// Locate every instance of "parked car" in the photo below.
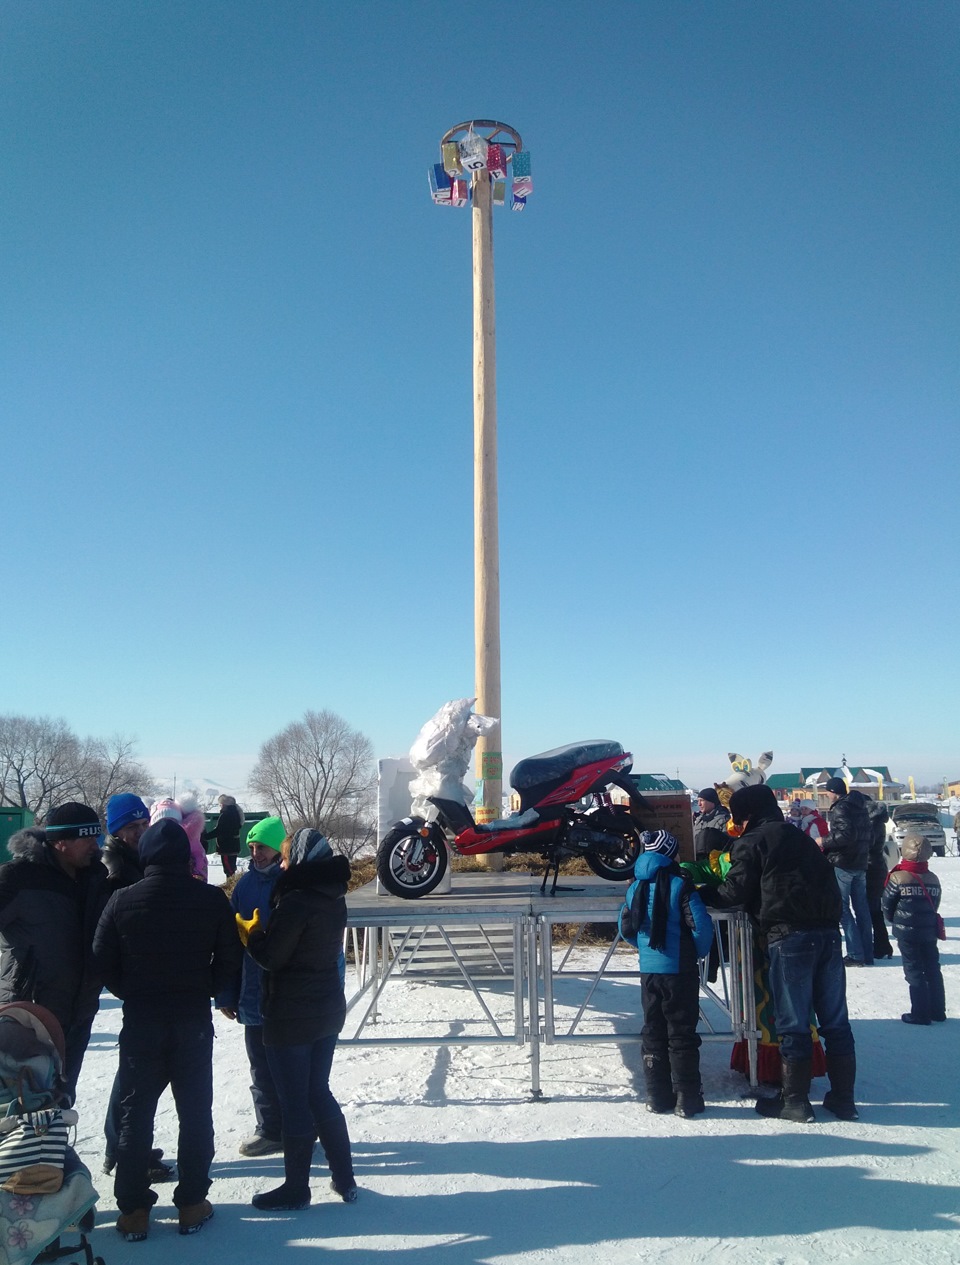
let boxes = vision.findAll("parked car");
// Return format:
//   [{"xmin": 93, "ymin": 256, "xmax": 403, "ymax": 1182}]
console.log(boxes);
[{"xmin": 888, "ymin": 801, "xmax": 947, "ymax": 858}]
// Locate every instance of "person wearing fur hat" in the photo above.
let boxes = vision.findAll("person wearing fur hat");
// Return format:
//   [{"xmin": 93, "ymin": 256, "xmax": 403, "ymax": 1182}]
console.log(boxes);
[
  {"xmin": 93, "ymin": 819, "xmax": 242, "ymax": 1241},
  {"xmin": 202, "ymin": 794, "xmax": 244, "ymax": 878},
  {"xmin": 700, "ymin": 784, "xmax": 858, "ymax": 1124},
  {"xmin": 242, "ymin": 827, "xmax": 356, "ymax": 1211},
  {"xmin": 882, "ymin": 834, "xmax": 946, "ymax": 1025},
  {"xmin": 0, "ymin": 802, "xmax": 109, "ymax": 1100},
  {"xmin": 619, "ymin": 830, "xmax": 714, "ymax": 1117},
  {"xmin": 693, "ymin": 788, "xmax": 730, "ymax": 859},
  {"xmin": 215, "ymin": 815, "xmax": 288, "ymax": 1158}
]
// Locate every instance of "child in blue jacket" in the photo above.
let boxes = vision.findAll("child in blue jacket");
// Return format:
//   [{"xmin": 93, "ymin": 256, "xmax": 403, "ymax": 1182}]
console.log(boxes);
[{"xmin": 619, "ymin": 829, "xmax": 715, "ymax": 1117}]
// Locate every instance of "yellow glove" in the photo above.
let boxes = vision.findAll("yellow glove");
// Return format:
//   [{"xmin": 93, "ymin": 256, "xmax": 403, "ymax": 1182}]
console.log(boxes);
[{"xmin": 235, "ymin": 908, "xmax": 261, "ymax": 947}]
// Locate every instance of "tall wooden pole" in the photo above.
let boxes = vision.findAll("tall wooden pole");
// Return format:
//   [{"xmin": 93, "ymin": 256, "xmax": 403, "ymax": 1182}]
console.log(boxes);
[{"xmin": 471, "ymin": 169, "xmax": 503, "ymax": 841}]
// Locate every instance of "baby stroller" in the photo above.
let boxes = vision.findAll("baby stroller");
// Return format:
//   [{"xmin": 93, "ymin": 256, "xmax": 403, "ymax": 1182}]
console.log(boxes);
[{"xmin": 0, "ymin": 1003, "xmax": 103, "ymax": 1265}]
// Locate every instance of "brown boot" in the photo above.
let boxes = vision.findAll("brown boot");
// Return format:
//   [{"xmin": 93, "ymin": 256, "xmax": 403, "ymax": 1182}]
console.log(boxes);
[
  {"xmin": 178, "ymin": 1199, "xmax": 214, "ymax": 1235},
  {"xmin": 117, "ymin": 1208, "xmax": 150, "ymax": 1242}
]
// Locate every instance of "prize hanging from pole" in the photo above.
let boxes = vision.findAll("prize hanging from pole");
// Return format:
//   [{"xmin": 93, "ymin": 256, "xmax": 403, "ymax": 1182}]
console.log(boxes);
[{"xmin": 427, "ymin": 120, "xmax": 532, "ymax": 210}]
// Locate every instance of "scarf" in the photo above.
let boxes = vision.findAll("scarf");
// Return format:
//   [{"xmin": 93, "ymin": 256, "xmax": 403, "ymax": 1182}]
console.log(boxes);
[
  {"xmin": 888, "ymin": 859, "xmax": 928, "ymax": 877},
  {"xmin": 632, "ymin": 862, "xmax": 682, "ymax": 952}
]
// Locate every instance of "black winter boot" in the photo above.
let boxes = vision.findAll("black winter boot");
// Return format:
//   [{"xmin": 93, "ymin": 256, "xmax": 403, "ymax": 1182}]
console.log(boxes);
[
  {"xmin": 317, "ymin": 1112, "xmax": 356, "ymax": 1201},
  {"xmin": 756, "ymin": 1058, "xmax": 815, "ymax": 1122},
  {"xmin": 822, "ymin": 1053, "xmax": 859, "ymax": 1121},
  {"xmin": 251, "ymin": 1135, "xmax": 314, "ymax": 1211},
  {"xmin": 670, "ymin": 1047, "xmax": 705, "ymax": 1118},
  {"xmin": 641, "ymin": 1054, "xmax": 677, "ymax": 1114}
]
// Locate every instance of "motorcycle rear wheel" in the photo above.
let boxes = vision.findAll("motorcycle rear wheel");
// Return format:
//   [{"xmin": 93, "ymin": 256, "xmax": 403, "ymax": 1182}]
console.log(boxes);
[
  {"xmin": 377, "ymin": 819, "xmax": 449, "ymax": 899},
  {"xmin": 585, "ymin": 809, "xmax": 642, "ymax": 882}
]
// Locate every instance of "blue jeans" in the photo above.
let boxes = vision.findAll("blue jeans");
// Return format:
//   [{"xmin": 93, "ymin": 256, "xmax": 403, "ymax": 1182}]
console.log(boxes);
[
  {"xmin": 265, "ymin": 1034, "xmax": 341, "ymax": 1134},
  {"xmin": 767, "ymin": 928, "xmax": 855, "ymax": 1063},
  {"xmin": 834, "ymin": 867, "xmax": 873, "ymax": 964},
  {"xmin": 265, "ymin": 1034, "xmax": 353, "ymax": 1191}
]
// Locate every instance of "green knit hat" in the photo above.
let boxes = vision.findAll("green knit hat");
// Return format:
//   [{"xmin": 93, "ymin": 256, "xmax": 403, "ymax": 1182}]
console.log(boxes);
[{"xmin": 245, "ymin": 816, "xmax": 287, "ymax": 852}]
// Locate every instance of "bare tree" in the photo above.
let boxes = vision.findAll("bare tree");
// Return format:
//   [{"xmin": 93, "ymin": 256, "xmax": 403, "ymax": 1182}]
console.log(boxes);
[
  {"xmin": 0, "ymin": 716, "xmax": 156, "ymax": 824},
  {"xmin": 249, "ymin": 709, "xmax": 375, "ymax": 857},
  {"xmin": 73, "ymin": 734, "xmax": 158, "ymax": 823},
  {"xmin": 0, "ymin": 715, "xmax": 83, "ymax": 819}
]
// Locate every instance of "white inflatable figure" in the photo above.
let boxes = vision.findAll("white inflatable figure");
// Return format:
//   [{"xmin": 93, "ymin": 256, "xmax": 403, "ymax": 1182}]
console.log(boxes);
[
  {"xmin": 402, "ymin": 699, "xmax": 498, "ymax": 896},
  {"xmin": 715, "ymin": 751, "xmax": 773, "ymax": 812},
  {"xmin": 408, "ymin": 698, "xmax": 499, "ymax": 819}
]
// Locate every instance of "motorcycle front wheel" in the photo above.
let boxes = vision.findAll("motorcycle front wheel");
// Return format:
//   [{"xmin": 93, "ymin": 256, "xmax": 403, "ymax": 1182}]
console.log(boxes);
[
  {"xmin": 377, "ymin": 819, "xmax": 449, "ymax": 899},
  {"xmin": 585, "ymin": 808, "xmax": 642, "ymax": 882}
]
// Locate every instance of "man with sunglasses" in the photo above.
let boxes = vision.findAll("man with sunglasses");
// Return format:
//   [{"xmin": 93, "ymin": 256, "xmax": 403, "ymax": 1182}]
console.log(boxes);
[{"xmin": 0, "ymin": 800, "xmax": 110, "ymax": 1098}]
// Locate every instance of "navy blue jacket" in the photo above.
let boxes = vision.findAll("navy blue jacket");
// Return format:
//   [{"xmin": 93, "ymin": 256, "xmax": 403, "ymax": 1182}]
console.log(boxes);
[{"xmin": 216, "ymin": 858, "xmax": 282, "ymax": 1024}]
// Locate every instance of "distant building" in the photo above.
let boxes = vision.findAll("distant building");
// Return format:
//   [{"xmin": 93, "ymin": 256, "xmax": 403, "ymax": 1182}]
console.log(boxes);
[
  {"xmin": 768, "ymin": 764, "xmax": 904, "ymax": 807},
  {"xmin": 946, "ymin": 779, "xmax": 960, "ymax": 798}
]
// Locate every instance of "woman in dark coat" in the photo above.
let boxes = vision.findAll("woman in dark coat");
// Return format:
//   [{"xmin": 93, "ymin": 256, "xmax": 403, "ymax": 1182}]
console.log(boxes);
[
  {"xmin": 243, "ymin": 828, "xmax": 355, "ymax": 1210},
  {"xmin": 202, "ymin": 795, "xmax": 243, "ymax": 878}
]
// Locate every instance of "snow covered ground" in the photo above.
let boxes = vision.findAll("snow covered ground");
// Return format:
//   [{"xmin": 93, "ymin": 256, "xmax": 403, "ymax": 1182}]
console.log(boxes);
[{"xmin": 73, "ymin": 852, "xmax": 960, "ymax": 1264}]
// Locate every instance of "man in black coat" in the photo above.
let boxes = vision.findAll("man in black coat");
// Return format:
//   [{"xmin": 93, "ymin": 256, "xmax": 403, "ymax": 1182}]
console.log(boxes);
[
  {"xmin": 100, "ymin": 792, "xmax": 175, "ymax": 1182},
  {"xmin": 93, "ymin": 819, "xmax": 242, "ymax": 1242},
  {"xmin": 0, "ymin": 802, "xmax": 109, "ymax": 1099},
  {"xmin": 700, "ymin": 784, "xmax": 858, "ymax": 1124},
  {"xmin": 823, "ymin": 776, "xmax": 875, "ymax": 966}
]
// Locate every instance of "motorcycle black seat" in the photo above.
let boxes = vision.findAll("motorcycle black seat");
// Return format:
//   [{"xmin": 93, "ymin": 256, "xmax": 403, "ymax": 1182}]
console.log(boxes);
[{"xmin": 510, "ymin": 741, "xmax": 624, "ymax": 792}]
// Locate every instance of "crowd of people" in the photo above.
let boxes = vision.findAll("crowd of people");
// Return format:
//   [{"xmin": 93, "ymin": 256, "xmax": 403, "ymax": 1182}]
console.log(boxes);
[
  {"xmin": 0, "ymin": 792, "xmax": 355, "ymax": 1244},
  {"xmin": 0, "ymin": 778, "xmax": 949, "ymax": 1246},
  {"xmin": 623, "ymin": 780, "xmax": 948, "ymax": 1123}
]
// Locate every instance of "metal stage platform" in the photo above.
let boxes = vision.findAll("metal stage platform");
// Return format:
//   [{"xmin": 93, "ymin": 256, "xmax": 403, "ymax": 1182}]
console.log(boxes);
[{"xmin": 344, "ymin": 872, "xmax": 758, "ymax": 1098}]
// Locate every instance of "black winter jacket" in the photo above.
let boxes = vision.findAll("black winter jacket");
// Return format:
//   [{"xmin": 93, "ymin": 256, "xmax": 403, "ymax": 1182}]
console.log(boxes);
[
  {"xmin": 824, "ymin": 790, "xmax": 872, "ymax": 871},
  {"xmin": 700, "ymin": 811, "xmax": 842, "ymax": 941},
  {"xmin": 0, "ymin": 832, "xmax": 110, "ymax": 1037},
  {"xmin": 203, "ymin": 803, "xmax": 243, "ymax": 854},
  {"xmin": 93, "ymin": 848, "xmax": 242, "ymax": 1020},
  {"xmin": 882, "ymin": 866, "xmax": 942, "ymax": 939},
  {"xmin": 101, "ymin": 833, "xmax": 145, "ymax": 892},
  {"xmin": 247, "ymin": 853, "xmax": 350, "ymax": 1047}
]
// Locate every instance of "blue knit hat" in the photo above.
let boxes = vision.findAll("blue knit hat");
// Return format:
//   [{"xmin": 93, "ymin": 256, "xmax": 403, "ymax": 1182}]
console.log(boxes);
[
  {"xmin": 107, "ymin": 793, "xmax": 150, "ymax": 836},
  {"xmin": 641, "ymin": 829, "xmax": 679, "ymax": 858}
]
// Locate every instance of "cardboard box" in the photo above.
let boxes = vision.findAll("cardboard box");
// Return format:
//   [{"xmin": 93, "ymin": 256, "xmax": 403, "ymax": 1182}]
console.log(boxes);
[
  {"xmin": 486, "ymin": 143, "xmax": 507, "ymax": 178},
  {"xmin": 441, "ymin": 142, "xmax": 462, "ymax": 175},
  {"xmin": 628, "ymin": 794, "xmax": 696, "ymax": 862},
  {"xmin": 429, "ymin": 164, "xmax": 451, "ymax": 204},
  {"xmin": 512, "ymin": 149, "xmax": 532, "ymax": 178}
]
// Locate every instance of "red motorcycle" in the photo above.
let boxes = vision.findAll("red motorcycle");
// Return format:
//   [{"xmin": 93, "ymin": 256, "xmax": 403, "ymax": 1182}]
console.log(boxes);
[{"xmin": 377, "ymin": 740, "xmax": 648, "ymax": 898}]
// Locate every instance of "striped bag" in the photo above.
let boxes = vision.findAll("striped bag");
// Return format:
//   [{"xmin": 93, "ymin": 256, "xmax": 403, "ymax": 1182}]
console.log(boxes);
[{"xmin": 0, "ymin": 1102, "xmax": 71, "ymax": 1194}]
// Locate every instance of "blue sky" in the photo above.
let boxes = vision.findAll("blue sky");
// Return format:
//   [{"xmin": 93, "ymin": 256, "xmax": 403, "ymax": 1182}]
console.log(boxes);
[{"xmin": 2, "ymin": 1, "xmax": 957, "ymax": 798}]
